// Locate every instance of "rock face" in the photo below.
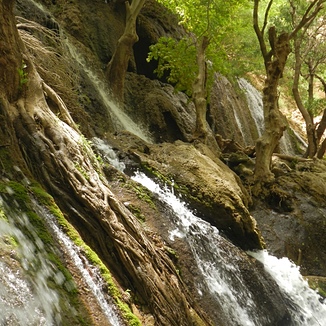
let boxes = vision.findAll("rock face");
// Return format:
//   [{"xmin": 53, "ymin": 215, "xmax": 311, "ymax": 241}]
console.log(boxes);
[
  {"xmin": 210, "ymin": 74, "xmax": 259, "ymax": 146},
  {"xmin": 251, "ymin": 159, "xmax": 326, "ymax": 277},
  {"xmin": 8, "ymin": 0, "xmax": 326, "ymax": 324},
  {"xmin": 102, "ymin": 135, "xmax": 292, "ymax": 326},
  {"xmin": 124, "ymin": 73, "xmax": 197, "ymax": 143},
  {"xmin": 106, "ymin": 131, "xmax": 263, "ymax": 250}
]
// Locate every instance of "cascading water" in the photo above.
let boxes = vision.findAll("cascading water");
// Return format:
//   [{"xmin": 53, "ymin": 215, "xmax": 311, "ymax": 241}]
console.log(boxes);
[
  {"xmin": 0, "ymin": 198, "xmax": 61, "ymax": 325},
  {"xmin": 36, "ymin": 204, "xmax": 123, "ymax": 326},
  {"xmin": 238, "ymin": 78, "xmax": 295, "ymax": 154},
  {"xmin": 250, "ymin": 251, "xmax": 326, "ymax": 326},
  {"xmin": 0, "ymin": 188, "xmax": 122, "ymax": 326},
  {"xmin": 91, "ymin": 137, "xmax": 126, "ymax": 172},
  {"xmin": 63, "ymin": 39, "xmax": 152, "ymax": 143},
  {"xmin": 238, "ymin": 78, "xmax": 265, "ymax": 137},
  {"xmin": 25, "ymin": 0, "xmax": 152, "ymax": 143},
  {"xmin": 131, "ymin": 171, "xmax": 326, "ymax": 326}
]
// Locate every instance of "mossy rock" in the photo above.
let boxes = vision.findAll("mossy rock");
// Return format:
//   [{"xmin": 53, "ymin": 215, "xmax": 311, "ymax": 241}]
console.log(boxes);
[{"xmin": 306, "ymin": 276, "xmax": 326, "ymax": 298}]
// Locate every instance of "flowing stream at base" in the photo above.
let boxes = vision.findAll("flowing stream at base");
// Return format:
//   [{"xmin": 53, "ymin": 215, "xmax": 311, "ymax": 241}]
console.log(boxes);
[{"xmin": 132, "ymin": 171, "xmax": 326, "ymax": 326}]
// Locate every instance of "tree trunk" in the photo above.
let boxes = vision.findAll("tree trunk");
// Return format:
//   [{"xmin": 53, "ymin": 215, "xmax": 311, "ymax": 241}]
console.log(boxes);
[
  {"xmin": 316, "ymin": 109, "xmax": 326, "ymax": 141},
  {"xmin": 254, "ymin": 32, "xmax": 290, "ymax": 184},
  {"xmin": 192, "ymin": 35, "xmax": 209, "ymax": 141},
  {"xmin": 1, "ymin": 2, "xmax": 211, "ymax": 325},
  {"xmin": 0, "ymin": 0, "xmax": 24, "ymax": 101},
  {"xmin": 317, "ymin": 136, "xmax": 326, "ymax": 158},
  {"xmin": 106, "ymin": 0, "xmax": 145, "ymax": 102},
  {"xmin": 315, "ymin": 76, "xmax": 326, "ymax": 158},
  {"xmin": 292, "ymin": 37, "xmax": 317, "ymax": 158},
  {"xmin": 316, "ymin": 109, "xmax": 326, "ymax": 158}
]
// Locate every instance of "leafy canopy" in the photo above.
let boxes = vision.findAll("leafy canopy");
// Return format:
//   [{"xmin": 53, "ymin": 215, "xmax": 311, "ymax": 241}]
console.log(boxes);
[{"xmin": 147, "ymin": 0, "xmax": 253, "ymax": 96}]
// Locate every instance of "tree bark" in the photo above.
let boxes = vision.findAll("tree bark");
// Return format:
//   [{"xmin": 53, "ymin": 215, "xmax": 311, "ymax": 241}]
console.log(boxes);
[
  {"xmin": 106, "ymin": 0, "xmax": 145, "ymax": 102},
  {"xmin": 0, "ymin": 0, "xmax": 24, "ymax": 101},
  {"xmin": 0, "ymin": 1, "xmax": 211, "ymax": 325},
  {"xmin": 292, "ymin": 37, "xmax": 317, "ymax": 158},
  {"xmin": 253, "ymin": 0, "xmax": 325, "ymax": 185},
  {"xmin": 315, "ymin": 77, "xmax": 326, "ymax": 158},
  {"xmin": 254, "ymin": 31, "xmax": 290, "ymax": 183},
  {"xmin": 192, "ymin": 35, "xmax": 209, "ymax": 141}
]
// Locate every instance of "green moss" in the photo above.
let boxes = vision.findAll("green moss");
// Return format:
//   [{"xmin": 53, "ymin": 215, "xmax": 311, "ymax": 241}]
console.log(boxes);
[
  {"xmin": 117, "ymin": 300, "xmax": 142, "ymax": 326},
  {"xmin": 125, "ymin": 182, "xmax": 156, "ymax": 210},
  {"xmin": 141, "ymin": 162, "xmax": 173, "ymax": 186},
  {"xmin": 30, "ymin": 183, "xmax": 141, "ymax": 325},
  {"xmin": 1, "ymin": 179, "xmax": 141, "ymax": 326},
  {"xmin": 0, "ymin": 180, "xmax": 93, "ymax": 325},
  {"xmin": 74, "ymin": 162, "xmax": 90, "ymax": 181},
  {"xmin": 0, "ymin": 181, "xmax": 29, "ymax": 204},
  {"xmin": 140, "ymin": 162, "xmax": 206, "ymax": 207},
  {"xmin": 59, "ymin": 219, "xmax": 142, "ymax": 324},
  {"xmin": 128, "ymin": 204, "xmax": 146, "ymax": 222},
  {"xmin": 307, "ymin": 277, "xmax": 326, "ymax": 299}
]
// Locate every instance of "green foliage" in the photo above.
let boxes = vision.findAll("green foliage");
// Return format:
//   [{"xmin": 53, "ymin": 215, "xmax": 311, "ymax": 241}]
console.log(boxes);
[
  {"xmin": 148, "ymin": 37, "xmax": 197, "ymax": 95},
  {"xmin": 18, "ymin": 60, "xmax": 28, "ymax": 88},
  {"xmin": 305, "ymin": 98, "xmax": 325, "ymax": 117},
  {"xmin": 148, "ymin": 0, "xmax": 254, "ymax": 97}
]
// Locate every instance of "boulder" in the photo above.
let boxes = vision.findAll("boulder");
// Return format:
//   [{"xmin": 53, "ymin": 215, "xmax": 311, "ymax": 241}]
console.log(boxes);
[{"xmin": 106, "ymin": 131, "xmax": 264, "ymax": 250}]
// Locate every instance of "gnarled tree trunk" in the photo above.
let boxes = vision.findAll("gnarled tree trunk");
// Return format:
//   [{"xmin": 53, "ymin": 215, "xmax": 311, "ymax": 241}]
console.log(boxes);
[
  {"xmin": 106, "ymin": 0, "xmax": 145, "ymax": 102},
  {"xmin": 1, "ymin": 1, "xmax": 211, "ymax": 325},
  {"xmin": 253, "ymin": 0, "xmax": 325, "ymax": 188},
  {"xmin": 0, "ymin": 0, "xmax": 23, "ymax": 101},
  {"xmin": 254, "ymin": 31, "xmax": 289, "ymax": 184},
  {"xmin": 193, "ymin": 35, "xmax": 209, "ymax": 141}
]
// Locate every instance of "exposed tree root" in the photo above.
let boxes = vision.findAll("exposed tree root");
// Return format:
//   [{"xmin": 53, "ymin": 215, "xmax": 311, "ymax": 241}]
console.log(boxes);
[{"xmin": 10, "ymin": 35, "xmax": 211, "ymax": 326}]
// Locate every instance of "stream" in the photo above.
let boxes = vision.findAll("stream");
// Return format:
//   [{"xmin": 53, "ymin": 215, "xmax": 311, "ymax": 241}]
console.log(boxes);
[{"xmin": 131, "ymin": 170, "xmax": 326, "ymax": 326}]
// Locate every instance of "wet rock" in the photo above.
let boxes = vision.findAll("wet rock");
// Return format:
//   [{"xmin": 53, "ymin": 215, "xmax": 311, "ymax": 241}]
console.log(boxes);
[
  {"xmin": 251, "ymin": 159, "xmax": 326, "ymax": 276},
  {"xmin": 106, "ymin": 131, "xmax": 264, "ymax": 250}
]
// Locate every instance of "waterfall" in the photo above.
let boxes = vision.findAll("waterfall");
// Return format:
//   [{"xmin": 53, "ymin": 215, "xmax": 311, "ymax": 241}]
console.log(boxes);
[
  {"xmin": 0, "ymin": 194, "xmax": 123, "ymax": 326},
  {"xmin": 36, "ymin": 204, "xmax": 123, "ymax": 326},
  {"xmin": 131, "ymin": 171, "xmax": 326, "ymax": 326},
  {"xmin": 238, "ymin": 78, "xmax": 265, "ymax": 136},
  {"xmin": 233, "ymin": 109, "xmax": 247, "ymax": 142},
  {"xmin": 63, "ymin": 39, "xmax": 153, "ymax": 143},
  {"xmin": 25, "ymin": 0, "xmax": 152, "ymax": 143},
  {"xmin": 0, "ymin": 199, "xmax": 61, "ymax": 325},
  {"xmin": 92, "ymin": 137, "xmax": 126, "ymax": 172},
  {"xmin": 250, "ymin": 250, "xmax": 326, "ymax": 326},
  {"xmin": 238, "ymin": 78, "xmax": 295, "ymax": 154}
]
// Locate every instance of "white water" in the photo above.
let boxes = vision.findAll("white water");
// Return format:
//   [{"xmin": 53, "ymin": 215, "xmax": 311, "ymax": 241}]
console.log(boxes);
[
  {"xmin": 0, "ymin": 199, "xmax": 61, "ymax": 325},
  {"xmin": 250, "ymin": 250, "xmax": 326, "ymax": 326},
  {"xmin": 92, "ymin": 137, "xmax": 126, "ymax": 171},
  {"xmin": 63, "ymin": 39, "xmax": 152, "ymax": 143},
  {"xmin": 233, "ymin": 109, "xmax": 247, "ymax": 143},
  {"xmin": 238, "ymin": 78, "xmax": 294, "ymax": 154},
  {"xmin": 132, "ymin": 172, "xmax": 261, "ymax": 325},
  {"xmin": 238, "ymin": 78, "xmax": 265, "ymax": 136},
  {"xmin": 132, "ymin": 171, "xmax": 326, "ymax": 326},
  {"xmin": 41, "ymin": 209, "xmax": 122, "ymax": 326},
  {"xmin": 0, "ymin": 192, "xmax": 122, "ymax": 326}
]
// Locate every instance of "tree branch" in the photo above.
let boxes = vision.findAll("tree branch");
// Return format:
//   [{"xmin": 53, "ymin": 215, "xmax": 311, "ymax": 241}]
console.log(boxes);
[{"xmin": 290, "ymin": 0, "xmax": 326, "ymax": 39}]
